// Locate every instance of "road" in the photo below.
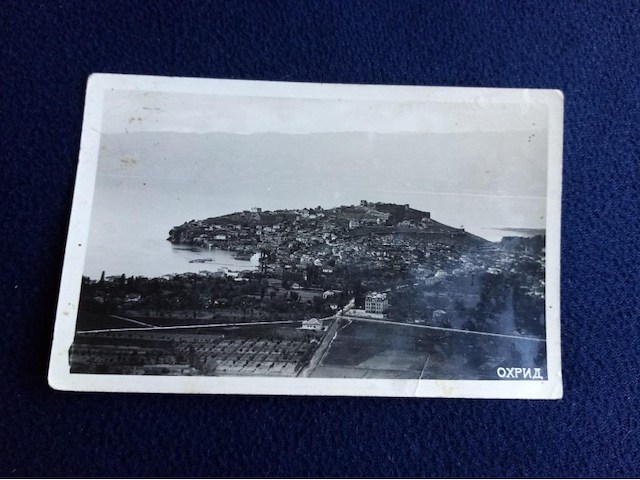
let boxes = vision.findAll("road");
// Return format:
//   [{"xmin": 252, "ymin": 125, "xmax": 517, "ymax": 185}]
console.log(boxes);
[
  {"xmin": 298, "ymin": 317, "xmax": 341, "ymax": 377},
  {"xmin": 111, "ymin": 315, "xmax": 155, "ymax": 328},
  {"xmin": 78, "ymin": 319, "xmax": 301, "ymax": 334},
  {"xmin": 78, "ymin": 301, "xmax": 353, "ymax": 335},
  {"xmin": 343, "ymin": 314, "xmax": 546, "ymax": 342},
  {"xmin": 79, "ymin": 298, "xmax": 542, "ymax": 344}
]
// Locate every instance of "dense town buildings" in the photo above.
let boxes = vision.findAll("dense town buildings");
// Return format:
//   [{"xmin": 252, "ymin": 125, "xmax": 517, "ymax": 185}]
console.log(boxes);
[{"xmin": 72, "ymin": 201, "xmax": 547, "ymax": 378}]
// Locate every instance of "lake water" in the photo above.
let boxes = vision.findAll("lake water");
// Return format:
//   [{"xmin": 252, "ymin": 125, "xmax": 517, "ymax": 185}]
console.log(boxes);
[
  {"xmin": 84, "ymin": 240, "xmax": 259, "ymax": 280},
  {"xmin": 82, "ymin": 174, "xmax": 260, "ymax": 280}
]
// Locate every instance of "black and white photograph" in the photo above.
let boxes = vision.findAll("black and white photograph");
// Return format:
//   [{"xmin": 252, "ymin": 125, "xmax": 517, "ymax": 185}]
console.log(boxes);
[{"xmin": 49, "ymin": 74, "xmax": 563, "ymax": 398}]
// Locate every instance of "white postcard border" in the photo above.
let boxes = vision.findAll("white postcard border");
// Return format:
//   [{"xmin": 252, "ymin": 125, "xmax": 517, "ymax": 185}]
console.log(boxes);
[{"xmin": 48, "ymin": 73, "xmax": 563, "ymax": 399}]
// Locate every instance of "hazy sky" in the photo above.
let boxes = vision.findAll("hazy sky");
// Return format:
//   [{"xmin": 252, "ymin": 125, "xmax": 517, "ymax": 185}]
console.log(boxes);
[{"xmin": 102, "ymin": 89, "xmax": 548, "ymax": 135}]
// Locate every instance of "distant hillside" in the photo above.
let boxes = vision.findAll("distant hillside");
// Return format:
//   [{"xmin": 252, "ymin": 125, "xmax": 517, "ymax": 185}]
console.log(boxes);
[{"xmin": 168, "ymin": 201, "xmax": 488, "ymax": 249}]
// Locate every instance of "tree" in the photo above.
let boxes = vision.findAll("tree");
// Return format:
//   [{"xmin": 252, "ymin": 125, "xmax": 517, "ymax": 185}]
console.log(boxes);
[{"xmin": 312, "ymin": 295, "xmax": 325, "ymax": 313}]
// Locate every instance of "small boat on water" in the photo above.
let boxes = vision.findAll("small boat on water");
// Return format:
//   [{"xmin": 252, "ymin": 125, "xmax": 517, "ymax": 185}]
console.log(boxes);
[{"xmin": 189, "ymin": 258, "xmax": 215, "ymax": 264}]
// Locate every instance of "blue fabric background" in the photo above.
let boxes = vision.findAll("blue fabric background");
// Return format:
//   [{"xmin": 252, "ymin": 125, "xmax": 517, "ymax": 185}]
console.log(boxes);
[{"xmin": 2, "ymin": 0, "xmax": 639, "ymax": 476}]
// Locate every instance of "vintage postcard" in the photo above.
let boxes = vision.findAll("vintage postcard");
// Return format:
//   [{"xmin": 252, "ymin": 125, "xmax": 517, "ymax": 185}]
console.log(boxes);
[{"xmin": 48, "ymin": 74, "xmax": 563, "ymax": 398}]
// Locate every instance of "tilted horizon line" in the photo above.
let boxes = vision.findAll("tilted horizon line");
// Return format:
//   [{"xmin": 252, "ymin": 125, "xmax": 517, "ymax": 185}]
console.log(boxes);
[
  {"xmin": 101, "ymin": 127, "xmax": 550, "ymax": 136},
  {"xmin": 96, "ymin": 173, "xmax": 545, "ymax": 200}
]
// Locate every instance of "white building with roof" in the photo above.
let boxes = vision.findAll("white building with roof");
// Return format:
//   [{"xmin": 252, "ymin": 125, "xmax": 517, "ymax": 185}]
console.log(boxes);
[
  {"xmin": 301, "ymin": 318, "xmax": 326, "ymax": 331},
  {"xmin": 365, "ymin": 292, "xmax": 388, "ymax": 314}
]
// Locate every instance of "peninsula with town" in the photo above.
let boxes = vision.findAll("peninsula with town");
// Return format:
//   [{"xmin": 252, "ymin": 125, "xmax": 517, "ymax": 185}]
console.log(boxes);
[{"xmin": 70, "ymin": 201, "xmax": 547, "ymax": 380}]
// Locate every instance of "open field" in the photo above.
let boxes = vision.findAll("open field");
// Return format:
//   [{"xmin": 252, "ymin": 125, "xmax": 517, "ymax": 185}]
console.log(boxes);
[
  {"xmin": 311, "ymin": 319, "xmax": 547, "ymax": 380},
  {"xmin": 74, "ymin": 311, "xmax": 546, "ymax": 379},
  {"xmin": 70, "ymin": 321, "xmax": 327, "ymax": 376}
]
